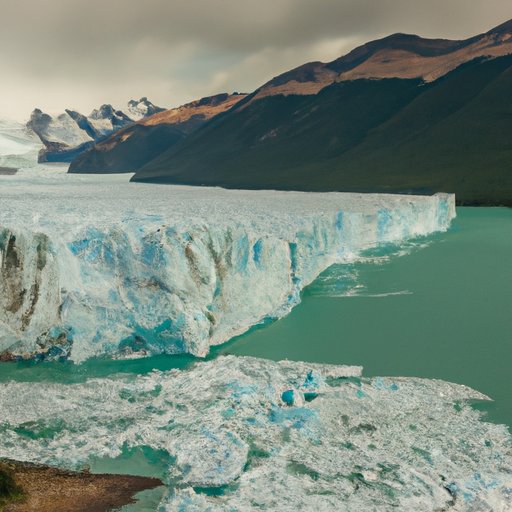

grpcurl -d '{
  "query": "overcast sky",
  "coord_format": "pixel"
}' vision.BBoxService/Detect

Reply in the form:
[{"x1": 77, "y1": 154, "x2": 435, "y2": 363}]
[{"x1": 1, "y1": 0, "x2": 510, "y2": 120}]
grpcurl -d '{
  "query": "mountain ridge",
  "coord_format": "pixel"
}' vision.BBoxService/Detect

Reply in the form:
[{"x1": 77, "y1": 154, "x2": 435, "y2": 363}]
[
  {"x1": 130, "y1": 22, "x2": 512, "y2": 205},
  {"x1": 247, "y1": 19, "x2": 512, "y2": 103},
  {"x1": 68, "y1": 93, "x2": 247, "y2": 174},
  {"x1": 28, "y1": 98, "x2": 164, "y2": 163}
]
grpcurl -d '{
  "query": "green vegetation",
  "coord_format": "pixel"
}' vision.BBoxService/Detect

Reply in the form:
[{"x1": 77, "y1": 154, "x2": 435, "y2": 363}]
[{"x1": 133, "y1": 55, "x2": 512, "y2": 205}]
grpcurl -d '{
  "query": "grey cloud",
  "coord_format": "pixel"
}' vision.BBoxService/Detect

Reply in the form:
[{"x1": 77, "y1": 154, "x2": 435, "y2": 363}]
[{"x1": 0, "y1": 0, "x2": 510, "y2": 119}]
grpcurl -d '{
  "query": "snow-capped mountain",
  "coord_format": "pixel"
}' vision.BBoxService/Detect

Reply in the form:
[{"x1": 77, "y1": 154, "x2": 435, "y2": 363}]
[
  {"x1": 27, "y1": 98, "x2": 164, "y2": 163},
  {"x1": 126, "y1": 97, "x2": 165, "y2": 121},
  {"x1": 69, "y1": 93, "x2": 247, "y2": 174}
]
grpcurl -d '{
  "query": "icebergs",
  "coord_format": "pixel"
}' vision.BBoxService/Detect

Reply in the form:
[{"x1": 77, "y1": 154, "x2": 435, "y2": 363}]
[
  {"x1": 0, "y1": 175, "x2": 455, "y2": 361},
  {"x1": 0, "y1": 356, "x2": 509, "y2": 511}
]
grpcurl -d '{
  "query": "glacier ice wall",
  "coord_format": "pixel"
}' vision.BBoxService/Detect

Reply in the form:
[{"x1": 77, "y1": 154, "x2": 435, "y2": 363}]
[
  {"x1": 0, "y1": 356, "x2": 509, "y2": 511},
  {"x1": 0, "y1": 175, "x2": 455, "y2": 361}
]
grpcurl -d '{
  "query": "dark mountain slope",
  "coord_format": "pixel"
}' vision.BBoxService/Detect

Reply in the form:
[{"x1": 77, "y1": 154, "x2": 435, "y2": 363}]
[
  {"x1": 328, "y1": 55, "x2": 512, "y2": 205},
  {"x1": 69, "y1": 93, "x2": 246, "y2": 174},
  {"x1": 68, "y1": 124, "x2": 187, "y2": 174},
  {"x1": 133, "y1": 78, "x2": 424, "y2": 181},
  {"x1": 133, "y1": 54, "x2": 512, "y2": 205}
]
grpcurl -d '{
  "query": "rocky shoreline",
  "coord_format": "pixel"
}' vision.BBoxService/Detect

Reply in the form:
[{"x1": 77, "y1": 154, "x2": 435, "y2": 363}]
[{"x1": 0, "y1": 459, "x2": 162, "y2": 512}]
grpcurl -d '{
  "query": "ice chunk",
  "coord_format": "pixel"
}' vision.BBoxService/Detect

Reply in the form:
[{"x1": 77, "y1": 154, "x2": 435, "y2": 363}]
[
  {"x1": 173, "y1": 430, "x2": 248, "y2": 487},
  {"x1": 0, "y1": 356, "x2": 509, "y2": 511},
  {"x1": 281, "y1": 389, "x2": 295, "y2": 406}
]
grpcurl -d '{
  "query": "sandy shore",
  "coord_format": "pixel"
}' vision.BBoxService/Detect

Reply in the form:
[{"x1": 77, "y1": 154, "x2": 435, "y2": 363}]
[{"x1": 0, "y1": 459, "x2": 162, "y2": 512}]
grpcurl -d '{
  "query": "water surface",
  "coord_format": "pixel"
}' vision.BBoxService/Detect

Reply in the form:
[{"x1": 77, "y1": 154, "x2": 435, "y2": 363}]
[{"x1": 217, "y1": 208, "x2": 512, "y2": 427}]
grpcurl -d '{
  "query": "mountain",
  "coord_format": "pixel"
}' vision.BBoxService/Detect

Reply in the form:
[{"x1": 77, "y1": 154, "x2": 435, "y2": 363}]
[
  {"x1": 131, "y1": 19, "x2": 512, "y2": 205},
  {"x1": 126, "y1": 96, "x2": 165, "y2": 120},
  {"x1": 68, "y1": 93, "x2": 246, "y2": 174},
  {"x1": 246, "y1": 19, "x2": 512, "y2": 103},
  {"x1": 27, "y1": 98, "x2": 163, "y2": 163}
]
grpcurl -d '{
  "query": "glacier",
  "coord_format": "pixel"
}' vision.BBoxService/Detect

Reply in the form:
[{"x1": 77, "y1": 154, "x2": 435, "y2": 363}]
[
  {"x1": 0, "y1": 118, "x2": 41, "y2": 169},
  {"x1": 0, "y1": 171, "x2": 455, "y2": 362},
  {"x1": 0, "y1": 355, "x2": 509, "y2": 511}
]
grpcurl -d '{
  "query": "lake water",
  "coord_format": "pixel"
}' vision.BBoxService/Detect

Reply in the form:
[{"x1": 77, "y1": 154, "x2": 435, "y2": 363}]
[{"x1": 217, "y1": 207, "x2": 512, "y2": 428}]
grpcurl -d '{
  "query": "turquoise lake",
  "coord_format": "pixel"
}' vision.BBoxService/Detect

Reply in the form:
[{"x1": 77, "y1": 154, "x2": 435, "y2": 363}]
[{"x1": 217, "y1": 207, "x2": 512, "y2": 428}]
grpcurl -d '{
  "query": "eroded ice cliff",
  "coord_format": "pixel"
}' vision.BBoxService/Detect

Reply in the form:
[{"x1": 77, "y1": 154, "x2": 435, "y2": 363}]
[{"x1": 0, "y1": 173, "x2": 455, "y2": 362}]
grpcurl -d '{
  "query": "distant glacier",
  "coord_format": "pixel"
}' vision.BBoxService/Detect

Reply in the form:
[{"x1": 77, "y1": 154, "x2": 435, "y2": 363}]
[
  {"x1": 0, "y1": 118, "x2": 41, "y2": 170},
  {"x1": 0, "y1": 171, "x2": 455, "y2": 362}
]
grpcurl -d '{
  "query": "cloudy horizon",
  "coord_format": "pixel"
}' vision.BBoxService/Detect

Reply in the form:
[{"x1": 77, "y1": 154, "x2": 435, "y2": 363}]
[{"x1": 1, "y1": 0, "x2": 511, "y2": 121}]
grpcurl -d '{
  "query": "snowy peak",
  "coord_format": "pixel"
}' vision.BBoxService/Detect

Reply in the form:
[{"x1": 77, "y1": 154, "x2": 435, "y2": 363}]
[
  {"x1": 87, "y1": 104, "x2": 133, "y2": 137},
  {"x1": 90, "y1": 104, "x2": 116, "y2": 119},
  {"x1": 127, "y1": 97, "x2": 165, "y2": 121},
  {"x1": 90, "y1": 104, "x2": 132, "y2": 123},
  {"x1": 27, "y1": 109, "x2": 52, "y2": 134},
  {"x1": 28, "y1": 108, "x2": 94, "y2": 149},
  {"x1": 27, "y1": 98, "x2": 166, "y2": 162}
]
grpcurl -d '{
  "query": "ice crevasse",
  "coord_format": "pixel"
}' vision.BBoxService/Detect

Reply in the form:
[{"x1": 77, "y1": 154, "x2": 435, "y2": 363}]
[{"x1": 0, "y1": 177, "x2": 455, "y2": 361}]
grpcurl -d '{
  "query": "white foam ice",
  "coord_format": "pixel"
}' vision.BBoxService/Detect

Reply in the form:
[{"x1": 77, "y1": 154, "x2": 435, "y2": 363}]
[
  {"x1": 0, "y1": 172, "x2": 456, "y2": 361},
  {"x1": 0, "y1": 356, "x2": 509, "y2": 511}
]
